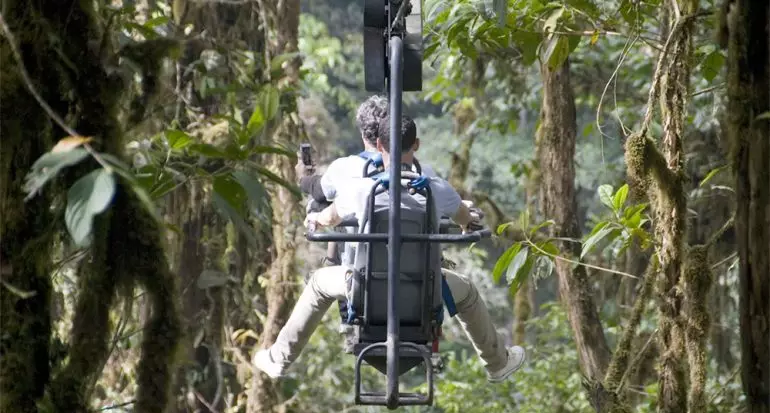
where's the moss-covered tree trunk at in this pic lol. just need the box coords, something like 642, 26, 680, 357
624, 1, 704, 411
724, 0, 770, 410
249, 0, 304, 411
3, 1, 182, 412
0, 7, 58, 411
536, 59, 611, 387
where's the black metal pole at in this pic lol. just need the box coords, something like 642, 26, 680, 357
385, 34, 403, 410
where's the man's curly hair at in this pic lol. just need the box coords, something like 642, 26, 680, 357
355, 95, 389, 146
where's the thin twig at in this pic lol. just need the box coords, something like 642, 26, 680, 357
194, 390, 221, 413
711, 252, 737, 269
618, 328, 658, 391
639, 11, 712, 136
99, 400, 136, 411
0, 12, 113, 173
527, 239, 640, 279
708, 366, 741, 405
690, 82, 725, 97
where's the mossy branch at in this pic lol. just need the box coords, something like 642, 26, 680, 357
625, 132, 679, 200
682, 245, 712, 412
603, 258, 657, 394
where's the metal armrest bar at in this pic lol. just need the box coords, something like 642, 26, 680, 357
306, 229, 491, 243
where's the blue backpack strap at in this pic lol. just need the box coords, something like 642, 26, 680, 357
442, 275, 458, 318
358, 151, 384, 168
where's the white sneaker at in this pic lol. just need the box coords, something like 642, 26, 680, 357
487, 346, 526, 383
253, 348, 284, 379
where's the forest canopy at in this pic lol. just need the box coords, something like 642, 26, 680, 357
0, 0, 767, 412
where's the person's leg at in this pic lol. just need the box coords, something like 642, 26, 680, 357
442, 268, 509, 371
267, 265, 351, 370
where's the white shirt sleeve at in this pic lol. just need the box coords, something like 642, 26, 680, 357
332, 177, 371, 220
320, 158, 346, 200
428, 177, 462, 217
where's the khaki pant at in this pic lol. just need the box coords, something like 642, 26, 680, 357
269, 267, 508, 372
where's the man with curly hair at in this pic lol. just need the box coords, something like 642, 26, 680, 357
255, 114, 526, 383
297, 95, 435, 207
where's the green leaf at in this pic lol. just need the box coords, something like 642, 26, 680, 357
197, 269, 231, 289
270, 52, 301, 74
231, 170, 270, 216
252, 164, 302, 199
260, 85, 281, 122
612, 184, 629, 212
65, 169, 116, 247
250, 145, 295, 158
511, 32, 541, 66
492, 243, 521, 283
496, 222, 514, 235
109, 164, 162, 224
506, 246, 529, 285
538, 240, 560, 257
1, 280, 37, 299
247, 106, 265, 137
212, 192, 257, 248
755, 111, 770, 122
543, 7, 565, 33
701, 51, 724, 83
165, 130, 192, 150
544, 35, 571, 70
581, 225, 613, 259
598, 184, 614, 209
189, 143, 226, 158
24, 148, 90, 200
529, 219, 555, 238
213, 174, 248, 216
699, 165, 727, 187
149, 175, 178, 199
508, 249, 534, 296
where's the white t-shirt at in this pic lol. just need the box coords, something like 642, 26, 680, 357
332, 175, 462, 267
320, 153, 437, 201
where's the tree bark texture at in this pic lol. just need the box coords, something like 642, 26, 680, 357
249, 0, 304, 411
536, 60, 611, 383
0, 5, 58, 411
2, 1, 182, 411
725, 0, 770, 410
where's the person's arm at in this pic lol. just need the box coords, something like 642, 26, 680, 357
305, 177, 363, 228
311, 203, 343, 227
299, 175, 329, 203
428, 177, 481, 232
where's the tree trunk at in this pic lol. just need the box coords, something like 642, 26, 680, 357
2, 1, 182, 411
536, 60, 611, 384
0, 6, 58, 410
249, 0, 304, 411
725, 0, 770, 410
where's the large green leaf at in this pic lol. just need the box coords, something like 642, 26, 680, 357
232, 170, 270, 217
543, 35, 571, 70
213, 174, 249, 216
598, 184, 614, 209
492, 242, 522, 283
507, 247, 534, 296
701, 51, 724, 83
251, 164, 302, 199
612, 184, 629, 212
165, 130, 192, 150
24, 148, 90, 200
581, 224, 612, 259
212, 192, 257, 248
65, 169, 116, 247
507, 246, 529, 284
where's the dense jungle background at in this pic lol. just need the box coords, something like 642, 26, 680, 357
1, 0, 768, 412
